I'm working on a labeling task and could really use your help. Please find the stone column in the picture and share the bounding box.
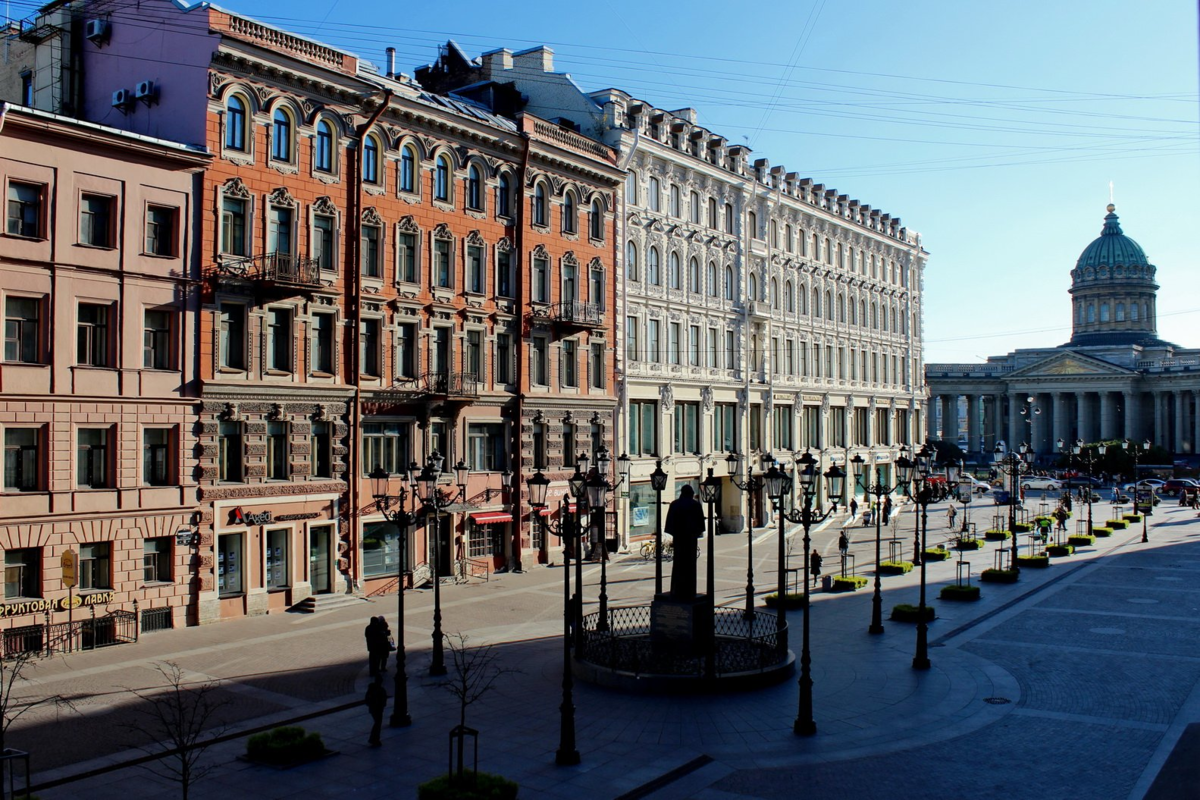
[1007,393,1021,450]
[1053,392,1070,448]
[1175,390,1186,454]
[1100,392,1116,440]
[1193,389,1200,454]
[993,393,1006,451]
[1153,392,1165,450]
[1078,391,1094,443]
[966,395,980,455]
[1125,391,1140,443]
[940,394,956,442]
[1033,394,1050,455]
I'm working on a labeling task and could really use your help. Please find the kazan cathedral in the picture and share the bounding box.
[925,204,1200,462]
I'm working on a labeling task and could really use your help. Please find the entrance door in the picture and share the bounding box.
[437,517,453,577]
[309,526,331,594]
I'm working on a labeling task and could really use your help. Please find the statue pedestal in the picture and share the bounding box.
[651,594,713,656]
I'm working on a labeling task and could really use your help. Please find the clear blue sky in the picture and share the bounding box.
[41,0,1200,362]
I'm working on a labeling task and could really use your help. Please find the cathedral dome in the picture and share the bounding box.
[1075,204,1150,274]
[1068,204,1159,347]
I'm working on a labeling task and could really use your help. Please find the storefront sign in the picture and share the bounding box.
[275,513,321,522]
[0,591,117,618]
[176,529,196,547]
[231,507,273,526]
[874,452,891,462]
[61,549,77,589]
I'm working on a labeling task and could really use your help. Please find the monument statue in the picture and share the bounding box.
[664,485,704,601]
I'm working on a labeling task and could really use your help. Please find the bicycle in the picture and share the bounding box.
[639,539,674,561]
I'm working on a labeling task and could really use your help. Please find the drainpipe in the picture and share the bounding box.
[511,127,531,573]
[347,89,392,592]
[614,125,639,553]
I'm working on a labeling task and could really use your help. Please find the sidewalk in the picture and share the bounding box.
[24,500,1200,799]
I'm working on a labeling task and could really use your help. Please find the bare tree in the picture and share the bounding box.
[0,645,76,791]
[125,662,229,800]
[442,634,519,775]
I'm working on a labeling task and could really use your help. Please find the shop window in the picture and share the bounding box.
[217,533,243,595]
[362,521,401,578]
[266,528,290,589]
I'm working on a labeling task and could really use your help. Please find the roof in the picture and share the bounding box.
[0,103,211,158]
[1076,204,1150,270]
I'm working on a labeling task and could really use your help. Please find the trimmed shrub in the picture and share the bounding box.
[247,726,326,766]
[831,575,868,591]
[981,568,1019,584]
[984,529,1012,541]
[1107,519,1129,530]
[879,560,914,575]
[1016,555,1051,568]
[1034,516,1053,526]
[1124,514,1143,523]
[418,772,519,800]
[1046,544,1075,557]
[764,592,807,609]
[1013,522,1033,533]
[1067,535,1096,547]
[924,548,951,562]
[890,603,936,622]
[955,538,985,551]
[1092,527,1114,537]
[939,584,981,601]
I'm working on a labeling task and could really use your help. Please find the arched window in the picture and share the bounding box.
[689,191,700,224]
[1077,303,1085,324]
[724,203,734,234]
[363,135,380,184]
[849,299,857,325]
[626,171,638,204]
[1100,302,1110,322]
[669,184,681,218]
[626,241,639,280]
[812,289,821,317]
[688,257,700,293]
[708,198,717,229]
[749,273,758,302]
[400,145,416,193]
[225,95,247,151]
[1116,303,1125,321]
[271,107,293,162]
[799,287,808,314]
[314,119,333,172]
[1132,303,1140,320]
[497,173,512,217]
[562,192,576,233]
[891,308,897,332]
[785,224,793,253]
[669,251,681,289]
[785,281,794,312]
[724,266,734,300]
[434,155,450,201]
[811,233,819,260]
[533,183,547,226]
[647,247,661,285]
[825,291,833,320]
[589,200,603,240]
[771,278,779,309]
[860,300,867,327]
[881,305,888,331]
[648,177,661,212]
[748,211,758,239]
[1087,304,1095,323]
[824,238,832,264]
[770,219,778,247]
[837,294,846,323]
[467,164,482,210]
[871,303,879,329]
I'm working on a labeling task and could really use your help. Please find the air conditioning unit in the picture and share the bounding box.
[84,19,109,44]
[112,88,132,111]
[134,80,158,105]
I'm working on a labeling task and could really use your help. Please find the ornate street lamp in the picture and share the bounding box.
[1124,438,1153,543]
[411,450,468,676]
[698,467,722,680]
[649,460,669,596]
[993,442,1031,573]
[586,468,612,631]
[852,452,911,634]
[369,465,415,727]
[568,463,587,651]
[765,452,843,736]
[727,451,765,620]
[907,445,935,670]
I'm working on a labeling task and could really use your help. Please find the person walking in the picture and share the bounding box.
[810,548,824,587]
[849,498,859,519]
[838,531,849,557]
[365,675,388,747]
[364,616,390,678]
[947,505,957,530]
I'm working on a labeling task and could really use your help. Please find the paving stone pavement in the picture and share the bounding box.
[14,500,1200,799]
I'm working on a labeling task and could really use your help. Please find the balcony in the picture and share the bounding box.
[421,371,480,399]
[214,252,325,292]
[550,301,604,330]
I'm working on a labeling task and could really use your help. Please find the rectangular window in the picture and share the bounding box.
[628,400,658,456]
[6,182,42,238]
[143,309,172,370]
[433,239,452,288]
[360,318,380,377]
[668,323,681,366]
[268,307,292,372]
[749,404,762,451]
[143,537,172,584]
[590,342,605,389]
[648,320,661,363]
[714,403,736,453]
[19,71,32,106]
[4,548,40,599]
[219,304,246,370]
[221,198,248,257]
[77,303,110,367]
[311,313,334,374]
[395,322,416,380]
[830,407,847,448]
[725,330,735,370]
[496,250,513,298]
[362,421,411,475]
[267,421,288,480]
[314,215,335,271]
[145,205,177,256]
[311,420,331,478]
[219,421,244,482]
[707,328,717,369]
[532,422,547,470]
[362,522,401,579]
[804,406,821,450]
[465,330,483,381]
[531,337,548,386]
[397,232,417,283]
[3,428,39,491]
[496,333,512,384]
[5,297,40,363]
[362,225,381,278]
[217,533,243,595]
[688,325,700,367]
[626,317,638,363]
[466,245,485,294]
[269,205,293,255]
[532,257,549,303]
[266,528,290,589]
[79,542,112,590]
[673,402,699,454]
[467,423,506,472]
[773,406,793,451]
[562,423,577,468]
[79,194,113,248]
[853,408,869,446]
[561,340,577,387]
[875,408,891,446]
[77,428,110,489]
[143,428,172,486]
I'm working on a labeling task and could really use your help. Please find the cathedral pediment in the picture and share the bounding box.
[1006,350,1134,379]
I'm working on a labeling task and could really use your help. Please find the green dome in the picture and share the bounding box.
[1075,204,1149,271]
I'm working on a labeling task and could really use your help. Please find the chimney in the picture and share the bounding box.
[386,47,396,78]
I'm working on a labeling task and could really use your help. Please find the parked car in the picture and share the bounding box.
[1061,475,1103,488]
[1161,478,1200,497]
[1021,477,1062,491]
[965,477,992,495]
[1121,478,1165,492]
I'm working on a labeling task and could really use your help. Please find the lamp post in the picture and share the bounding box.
[993,442,1031,573]
[566,464,587,651]
[726,452,765,620]
[852,453,911,634]
[1124,438,1152,542]
[650,460,669,596]
[1075,439,1106,534]
[907,445,934,670]
[411,451,469,676]
[762,452,844,735]
[586,465,613,632]
[369,465,416,727]
[528,470,582,766]
[698,467,722,680]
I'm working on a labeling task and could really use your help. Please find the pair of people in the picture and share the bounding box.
[364,615,393,678]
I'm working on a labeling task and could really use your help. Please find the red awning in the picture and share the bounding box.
[564,502,577,513]
[537,507,551,517]
[470,512,513,525]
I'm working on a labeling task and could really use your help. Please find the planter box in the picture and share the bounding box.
[419,772,520,800]
[879,560,914,575]
[984,530,1013,541]
[1092,527,1114,537]
[1107,520,1129,530]
[956,538,985,551]
[1067,535,1096,547]
[764,592,807,609]
[939,584,981,601]
[1016,555,1051,568]
[981,568,1019,584]
[924,548,951,562]
[1123,514,1143,523]
[831,575,868,592]
[890,603,936,622]
[1046,544,1075,557]
[1014,523,1033,533]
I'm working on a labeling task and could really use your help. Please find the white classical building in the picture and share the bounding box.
[419,45,929,542]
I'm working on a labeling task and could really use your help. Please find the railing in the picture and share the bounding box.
[140,606,173,634]
[1136,358,1200,370]
[531,120,615,161]
[551,301,603,327]
[2,609,138,658]
[224,15,349,69]
[421,371,480,398]
[925,363,1015,375]
[454,558,490,583]
[577,605,787,677]
[216,252,324,289]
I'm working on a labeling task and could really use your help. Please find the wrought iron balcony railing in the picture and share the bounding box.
[551,301,603,328]
[421,371,480,398]
[216,252,324,289]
